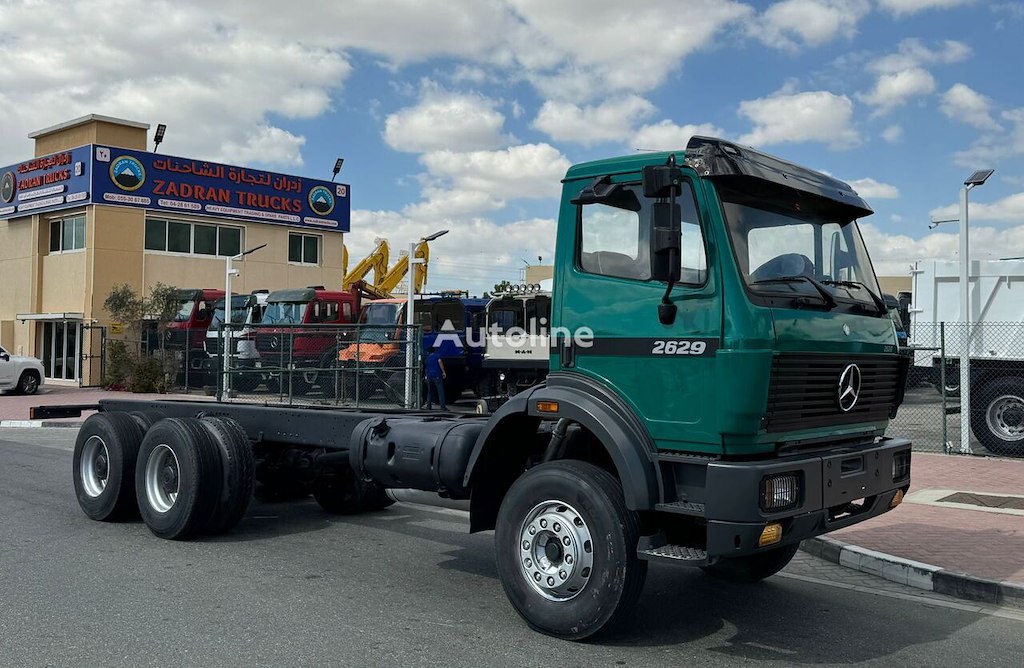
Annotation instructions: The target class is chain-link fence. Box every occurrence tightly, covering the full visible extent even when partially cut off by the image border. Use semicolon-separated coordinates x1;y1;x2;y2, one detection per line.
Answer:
890;321;1024;458
212;322;423;409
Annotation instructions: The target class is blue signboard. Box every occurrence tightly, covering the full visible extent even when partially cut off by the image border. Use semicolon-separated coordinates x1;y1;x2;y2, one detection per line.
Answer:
90;146;350;232
0;146;93;219
0;144;350;232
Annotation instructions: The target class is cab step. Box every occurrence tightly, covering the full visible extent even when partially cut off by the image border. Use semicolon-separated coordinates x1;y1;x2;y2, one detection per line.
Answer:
655;501;706;516
638;544;708;565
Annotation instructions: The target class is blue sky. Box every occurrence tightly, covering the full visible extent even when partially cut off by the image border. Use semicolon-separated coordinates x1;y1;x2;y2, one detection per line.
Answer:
1;0;1023;295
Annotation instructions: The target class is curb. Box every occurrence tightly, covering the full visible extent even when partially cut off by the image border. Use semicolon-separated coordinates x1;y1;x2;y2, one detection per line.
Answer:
0;420;84;428
801;536;1024;610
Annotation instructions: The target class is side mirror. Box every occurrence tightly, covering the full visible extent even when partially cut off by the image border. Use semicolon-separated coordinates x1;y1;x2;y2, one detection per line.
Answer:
0;352;9;362
642;163;682;198
650;202;681;283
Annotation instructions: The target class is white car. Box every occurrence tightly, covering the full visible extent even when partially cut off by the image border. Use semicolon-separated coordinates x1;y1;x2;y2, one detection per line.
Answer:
0;345;45;395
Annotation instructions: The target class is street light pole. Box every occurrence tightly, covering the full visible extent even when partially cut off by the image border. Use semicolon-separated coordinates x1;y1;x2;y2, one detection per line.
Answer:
221;243;267;401
958;184;972;455
404;229;449;408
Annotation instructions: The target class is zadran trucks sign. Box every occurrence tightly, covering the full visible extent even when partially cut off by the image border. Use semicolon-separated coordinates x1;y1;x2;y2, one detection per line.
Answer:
0;145;351;232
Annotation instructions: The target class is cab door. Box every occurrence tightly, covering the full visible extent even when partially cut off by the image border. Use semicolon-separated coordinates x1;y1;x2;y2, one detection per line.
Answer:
554;172;722;452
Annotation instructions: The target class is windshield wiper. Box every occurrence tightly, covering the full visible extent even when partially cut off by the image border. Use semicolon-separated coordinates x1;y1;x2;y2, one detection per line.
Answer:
822;280;886;315
750;275;837;309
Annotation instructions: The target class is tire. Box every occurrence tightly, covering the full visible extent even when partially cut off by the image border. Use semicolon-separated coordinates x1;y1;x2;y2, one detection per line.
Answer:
700;543;800;583
72;413;146;521
475;374;495;399
312;468;394;515
128;410;167;433
971;376;1024;457
16;370;41;395
263;373;282;395
199;416;255;534
135;417;224;540
494;460;647;640
231;371;261;393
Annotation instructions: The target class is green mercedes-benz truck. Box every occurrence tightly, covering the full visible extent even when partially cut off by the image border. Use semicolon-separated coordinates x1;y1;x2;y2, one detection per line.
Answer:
52;137;912;640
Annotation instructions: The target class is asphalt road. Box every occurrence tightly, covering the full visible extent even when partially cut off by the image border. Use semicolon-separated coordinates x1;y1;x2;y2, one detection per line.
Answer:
2;428;1022;667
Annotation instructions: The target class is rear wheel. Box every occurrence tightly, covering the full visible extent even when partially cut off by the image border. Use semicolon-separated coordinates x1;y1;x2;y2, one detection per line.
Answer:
700;543;800;583
972;376;1024;457
495;460;646;640
199;416;255;534
72;413;145;521
135;417;224;540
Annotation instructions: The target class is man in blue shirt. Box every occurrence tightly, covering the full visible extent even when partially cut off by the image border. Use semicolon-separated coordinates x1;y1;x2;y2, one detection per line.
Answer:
424;345;447;410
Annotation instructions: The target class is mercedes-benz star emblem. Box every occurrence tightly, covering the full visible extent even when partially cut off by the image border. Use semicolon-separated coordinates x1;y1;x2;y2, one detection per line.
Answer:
270;337;279;349
838;363;862;412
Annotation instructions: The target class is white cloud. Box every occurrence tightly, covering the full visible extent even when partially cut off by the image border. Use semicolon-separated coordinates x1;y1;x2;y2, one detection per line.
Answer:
0;1;352;167
883;125;905;142
630;121;727;151
533;96;656;146
869;38;972;74
876;0;977;17
930;192;1024;223
737;90;860;149
858;67;936;115
849;178;900;199
399;143;571;220
862;222;1024;278
940;84;1001;131
952;107;1024;166
384;82;512;153
749;0;871;50
507;0;753;99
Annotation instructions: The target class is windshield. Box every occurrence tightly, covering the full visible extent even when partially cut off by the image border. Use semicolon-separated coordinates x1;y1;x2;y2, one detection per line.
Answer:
210;297;251;330
172;299;196;323
358;303;402;326
261;302;308;325
719;181;882;309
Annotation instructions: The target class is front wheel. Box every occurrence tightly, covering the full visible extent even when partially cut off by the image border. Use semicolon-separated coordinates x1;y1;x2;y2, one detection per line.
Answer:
17;370;40;395
495;460;646;640
700;543;799;583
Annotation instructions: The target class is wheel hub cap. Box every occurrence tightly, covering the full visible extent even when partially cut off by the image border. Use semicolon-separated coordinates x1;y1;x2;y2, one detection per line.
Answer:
79;436;110;498
144;444;180;513
519;500;594;601
988;395;1024;441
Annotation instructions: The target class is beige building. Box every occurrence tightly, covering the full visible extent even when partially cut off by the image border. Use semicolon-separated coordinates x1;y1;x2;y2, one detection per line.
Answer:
0;115;347;386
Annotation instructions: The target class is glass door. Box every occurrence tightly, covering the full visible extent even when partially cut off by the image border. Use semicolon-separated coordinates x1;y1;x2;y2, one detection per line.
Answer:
39;321;81;381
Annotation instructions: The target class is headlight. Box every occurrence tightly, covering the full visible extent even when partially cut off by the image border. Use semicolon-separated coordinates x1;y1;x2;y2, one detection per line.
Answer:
760;473;801;512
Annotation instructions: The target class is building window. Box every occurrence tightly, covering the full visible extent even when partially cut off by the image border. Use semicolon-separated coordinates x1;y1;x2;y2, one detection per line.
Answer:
49;214;86;253
289;232;320;264
144;218;243;257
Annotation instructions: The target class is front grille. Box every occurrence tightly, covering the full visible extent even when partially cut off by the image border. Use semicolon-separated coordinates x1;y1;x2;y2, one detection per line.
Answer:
764;353;901;433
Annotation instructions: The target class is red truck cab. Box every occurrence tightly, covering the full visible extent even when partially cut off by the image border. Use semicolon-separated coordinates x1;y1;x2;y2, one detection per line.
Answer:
165;288;225;351
254;286;360;394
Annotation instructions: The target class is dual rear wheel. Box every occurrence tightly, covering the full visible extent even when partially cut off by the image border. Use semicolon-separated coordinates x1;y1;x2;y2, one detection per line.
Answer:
73;412;255;539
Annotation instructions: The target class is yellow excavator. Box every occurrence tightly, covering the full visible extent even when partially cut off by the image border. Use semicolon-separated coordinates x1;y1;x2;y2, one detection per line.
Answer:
341;238;431;300
342;238;390;290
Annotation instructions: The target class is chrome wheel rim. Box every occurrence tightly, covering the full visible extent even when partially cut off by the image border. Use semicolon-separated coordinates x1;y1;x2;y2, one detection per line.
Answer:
518;500;594;601
144;444;180;513
986;395;1024;441
80;436;110;498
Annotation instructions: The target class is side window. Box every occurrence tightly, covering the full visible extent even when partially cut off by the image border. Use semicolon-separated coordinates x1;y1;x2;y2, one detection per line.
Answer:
578;180;708;284
324;301;339;322
579;186;647;280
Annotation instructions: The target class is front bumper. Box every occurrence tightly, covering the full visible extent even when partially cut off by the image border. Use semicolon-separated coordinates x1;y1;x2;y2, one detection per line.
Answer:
665;437;911;560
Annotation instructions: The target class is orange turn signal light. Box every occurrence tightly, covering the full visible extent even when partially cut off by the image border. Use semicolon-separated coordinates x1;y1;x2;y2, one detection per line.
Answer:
890;488;904;509
536;401;559;413
758;522;783;547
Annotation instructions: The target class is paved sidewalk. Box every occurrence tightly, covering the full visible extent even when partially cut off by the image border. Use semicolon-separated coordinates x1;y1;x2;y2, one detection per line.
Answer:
805;451;1024;608
0;384;214;425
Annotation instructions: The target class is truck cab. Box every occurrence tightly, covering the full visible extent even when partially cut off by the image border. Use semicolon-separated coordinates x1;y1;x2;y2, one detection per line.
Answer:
480;287;552;400
201;291;270;391
165;288;225;352
254;286;359;394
